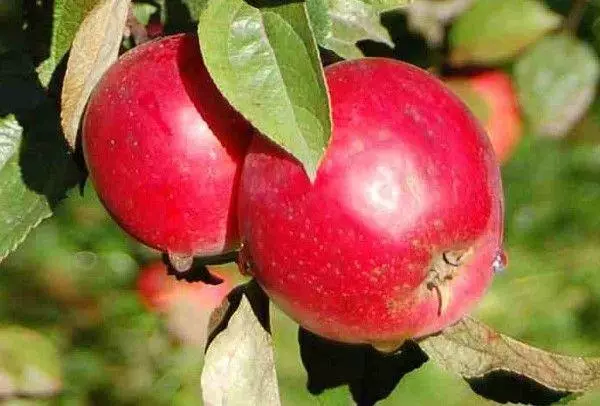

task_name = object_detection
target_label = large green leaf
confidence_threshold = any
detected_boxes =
[0,54,79,263]
[308,0,394,60]
[449,0,562,66]
[198,0,331,180]
[515,34,600,138]
[37,0,98,85]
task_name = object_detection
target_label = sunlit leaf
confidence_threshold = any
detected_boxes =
[309,0,394,60]
[420,317,600,405]
[37,0,98,85]
[515,34,600,138]
[198,0,331,180]
[60,0,130,150]
[201,281,280,406]
[449,0,562,66]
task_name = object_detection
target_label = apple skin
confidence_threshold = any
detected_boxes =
[83,34,251,257]
[239,58,504,350]
[445,71,522,164]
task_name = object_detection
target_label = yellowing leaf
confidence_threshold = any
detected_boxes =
[420,317,600,404]
[60,0,130,150]
[201,282,280,406]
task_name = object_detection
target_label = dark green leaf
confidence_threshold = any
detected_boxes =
[0,326,62,397]
[37,0,99,85]
[420,317,600,405]
[61,0,130,149]
[201,280,280,406]
[403,0,475,47]
[181,0,208,17]
[0,53,79,263]
[515,34,600,138]
[0,0,24,55]
[198,0,331,180]
[449,0,562,66]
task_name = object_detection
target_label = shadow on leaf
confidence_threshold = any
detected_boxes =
[420,318,600,406]
[0,51,81,209]
[299,328,428,406]
[466,370,571,406]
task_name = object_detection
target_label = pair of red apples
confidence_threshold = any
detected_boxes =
[83,34,504,351]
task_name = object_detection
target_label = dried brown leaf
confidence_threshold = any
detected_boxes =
[201,281,280,406]
[420,317,600,404]
[60,0,130,149]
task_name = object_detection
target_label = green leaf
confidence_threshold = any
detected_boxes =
[306,0,332,45]
[0,54,79,263]
[0,326,62,398]
[449,0,562,66]
[37,0,99,85]
[310,0,394,60]
[403,0,476,47]
[132,2,157,25]
[363,0,411,11]
[515,34,600,138]
[198,0,331,180]
[420,317,600,405]
[61,0,130,149]
[201,281,280,406]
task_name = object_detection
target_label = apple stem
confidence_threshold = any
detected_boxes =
[425,249,472,315]
[167,252,194,272]
[161,252,238,285]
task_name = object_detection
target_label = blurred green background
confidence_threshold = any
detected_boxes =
[4,0,600,405]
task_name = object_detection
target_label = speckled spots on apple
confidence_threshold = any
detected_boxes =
[239,58,504,350]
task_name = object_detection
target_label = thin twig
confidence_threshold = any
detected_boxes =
[563,0,589,33]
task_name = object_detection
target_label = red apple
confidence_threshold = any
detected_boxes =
[239,58,504,351]
[136,261,232,313]
[445,71,522,164]
[83,34,251,258]
[137,261,233,346]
